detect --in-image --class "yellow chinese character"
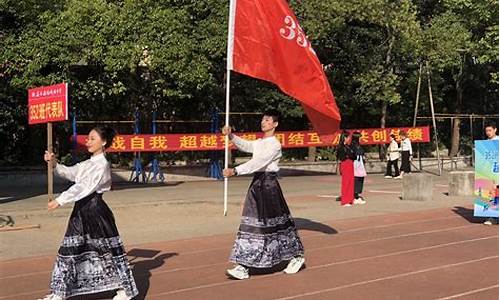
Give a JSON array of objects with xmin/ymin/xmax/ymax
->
[
  {"xmin": 307, "ymin": 133, "xmax": 322, "ymax": 145},
  {"xmin": 219, "ymin": 135, "xmax": 233, "ymax": 147},
  {"xmin": 407, "ymin": 128, "xmax": 423, "ymax": 141},
  {"xmin": 49, "ymin": 101, "xmax": 59, "ymax": 118},
  {"xmin": 130, "ymin": 135, "xmax": 145, "ymax": 150},
  {"xmin": 111, "ymin": 136, "xmax": 126, "ymax": 150},
  {"xmin": 288, "ymin": 132, "xmax": 305, "ymax": 145},
  {"xmin": 149, "ymin": 135, "xmax": 168, "ymax": 150},
  {"xmin": 180, "ymin": 135, "xmax": 198, "ymax": 149},
  {"xmin": 39, "ymin": 103, "xmax": 46, "ymax": 119},
  {"xmin": 359, "ymin": 130, "xmax": 370, "ymax": 143},
  {"xmin": 275, "ymin": 133, "xmax": 285, "ymax": 145},
  {"xmin": 371, "ymin": 130, "xmax": 387, "ymax": 143},
  {"xmin": 389, "ymin": 129, "xmax": 401, "ymax": 141},
  {"xmin": 200, "ymin": 135, "xmax": 218, "ymax": 148},
  {"xmin": 332, "ymin": 133, "xmax": 341, "ymax": 145},
  {"xmin": 29, "ymin": 105, "xmax": 38, "ymax": 120},
  {"xmin": 57, "ymin": 101, "xmax": 64, "ymax": 117}
]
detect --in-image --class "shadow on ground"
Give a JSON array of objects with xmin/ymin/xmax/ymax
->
[
  {"xmin": 128, "ymin": 249, "xmax": 178, "ymax": 300},
  {"xmin": 452, "ymin": 206, "xmax": 484, "ymax": 224},
  {"xmin": 294, "ymin": 218, "xmax": 337, "ymax": 234}
]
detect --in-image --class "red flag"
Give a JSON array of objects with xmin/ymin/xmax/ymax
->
[{"xmin": 228, "ymin": 0, "xmax": 341, "ymax": 141}]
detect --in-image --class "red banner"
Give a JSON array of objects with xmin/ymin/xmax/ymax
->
[
  {"xmin": 28, "ymin": 83, "xmax": 68, "ymax": 125},
  {"xmin": 229, "ymin": 0, "xmax": 341, "ymax": 141},
  {"xmin": 75, "ymin": 127, "xmax": 430, "ymax": 153}
]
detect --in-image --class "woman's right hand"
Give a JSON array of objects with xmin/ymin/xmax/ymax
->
[{"xmin": 44, "ymin": 151, "xmax": 56, "ymax": 168}]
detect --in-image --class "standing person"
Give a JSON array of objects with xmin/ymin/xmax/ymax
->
[
  {"xmin": 337, "ymin": 130, "xmax": 356, "ymax": 206},
  {"xmin": 351, "ymin": 132, "xmax": 367, "ymax": 204},
  {"xmin": 483, "ymin": 121, "xmax": 498, "ymax": 226},
  {"xmin": 40, "ymin": 127, "xmax": 138, "ymax": 300},
  {"xmin": 385, "ymin": 134, "xmax": 401, "ymax": 179},
  {"xmin": 399, "ymin": 131, "xmax": 413, "ymax": 177},
  {"xmin": 222, "ymin": 109, "xmax": 305, "ymax": 280}
]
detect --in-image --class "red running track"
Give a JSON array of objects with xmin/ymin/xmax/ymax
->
[{"xmin": 0, "ymin": 207, "xmax": 498, "ymax": 300}]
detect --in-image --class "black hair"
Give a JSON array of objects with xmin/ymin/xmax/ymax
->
[
  {"xmin": 390, "ymin": 134, "xmax": 396, "ymax": 139},
  {"xmin": 485, "ymin": 121, "xmax": 497, "ymax": 129},
  {"xmin": 92, "ymin": 126, "xmax": 117, "ymax": 149},
  {"xmin": 351, "ymin": 131, "xmax": 361, "ymax": 145},
  {"xmin": 262, "ymin": 109, "xmax": 280, "ymax": 123},
  {"xmin": 400, "ymin": 130, "xmax": 407, "ymax": 137},
  {"xmin": 337, "ymin": 130, "xmax": 350, "ymax": 148}
]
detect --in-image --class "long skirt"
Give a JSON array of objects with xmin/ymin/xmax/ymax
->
[
  {"xmin": 400, "ymin": 151, "xmax": 411, "ymax": 173},
  {"xmin": 229, "ymin": 172, "xmax": 304, "ymax": 268},
  {"xmin": 49, "ymin": 193, "xmax": 138, "ymax": 299},
  {"xmin": 354, "ymin": 176, "xmax": 365, "ymax": 199},
  {"xmin": 340, "ymin": 159, "xmax": 354, "ymax": 205}
]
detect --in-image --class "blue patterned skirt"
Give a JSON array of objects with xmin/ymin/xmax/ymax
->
[
  {"xmin": 50, "ymin": 193, "xmax": 138, "ymax": 299},
  {"xmin": 229, "ymin": 172, "xmax": 304, "ymax": 268}
]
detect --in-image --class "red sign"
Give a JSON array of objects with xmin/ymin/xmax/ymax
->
[
  {"xmin": 75, "ymin": 127, "xmax": 430, "ymax": 153},
  {"xmin": 28, "ymin": 83, "xmax": 68, "ymax": 124}
]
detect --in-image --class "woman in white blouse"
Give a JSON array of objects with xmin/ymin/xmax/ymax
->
[
  {"xmin": 399, "ymin": 131, "xmax": 413, "ymax": 176},
  {"xmin": 40, "ymin": 127, "xmax": 138, "ymax": 300},
  {"xmin": 222, "ymin": 110, "xmax": 305, "ymax": 280}
]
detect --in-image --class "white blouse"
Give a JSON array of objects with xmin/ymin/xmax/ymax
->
[
  {"xmin": 400, "ymin": 138, "xmax": 413, "ymax": 155},
  {"xmin": 387, "ymin": 140, "xmax": 400, "ymax": 161},
  {"xmin": 231, "ymin": 134, "xmax": 282, "ymax": 175},
  {"xmin": 54, "ymin": 153, "xmax": 112, "ymax": 206}
]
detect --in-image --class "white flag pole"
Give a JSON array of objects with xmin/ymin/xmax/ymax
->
[
  {"xmin": 224, "ymin": 0, "xmax": 236, "ymax": 216},
  {"xmin": 223, "ymin": 73, "xmax": 230, "ymax": 217}
]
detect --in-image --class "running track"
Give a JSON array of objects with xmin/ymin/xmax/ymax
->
[{"xmin": 0, "ymin": 207, "xmax": 498, "ymax": 299}]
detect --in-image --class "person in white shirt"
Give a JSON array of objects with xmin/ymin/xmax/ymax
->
[
  {"xmin": 222, "ymin": 110, "xmax": 305, "ymax": 280},
  {"xmin": 485, "ymin": 121, "xmax": 499, "ymax": 140},
  {"xmin": 40, "ymin": 127, "xmax": 137, "ymax": 300},
  {"xmin": 385, "ymin": 134, "xmax": 401, "ymax": 179},
  {"xmin": 399, "ymin": 131, "xmax": 413, "ymax": 176}
]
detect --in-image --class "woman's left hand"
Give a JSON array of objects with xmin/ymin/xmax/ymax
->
[
  {"xmin": 223, "ymin": 168, "xmax": 236, "ymax": 177},
  {"xmin": 48, "ymin": 200, "xmax": 60, "ymax": 211}
]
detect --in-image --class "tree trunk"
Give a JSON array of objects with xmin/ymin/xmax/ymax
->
[
  {"xmin": 449, "ymin": 59, "xmax": 464, "ymax": 157},
  {"xmin": 379, "ymin": 34, "xmax": 395, "ymax": 160},
  {"xmin": 308, "ymin": 147, "xmax": 316, "ymax": 162}
]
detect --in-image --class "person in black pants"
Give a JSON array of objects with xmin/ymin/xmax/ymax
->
[
  {"xmin": 385, "ymin": 134, "xmax": 401, "ymax": 179},
  {"xmin": 351, "ymin": 132, "xmax": 367, "ymax": 204},
  {"xmin": 399, "ymin": 131, "xmax": 412, "ymax": 176}
]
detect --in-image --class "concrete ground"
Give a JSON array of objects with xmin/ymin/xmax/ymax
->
[{"xmin": 0, "ymin": 169, "xmax": 498, "ymax": 300}]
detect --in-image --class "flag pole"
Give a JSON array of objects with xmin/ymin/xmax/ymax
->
[
  {"xmin": 224, "ymin": 0, "xmax": 236, "ymax": 216},
  {"xmin": 223, "ymin": 70, "xmax": 230, "ymax": 217}
]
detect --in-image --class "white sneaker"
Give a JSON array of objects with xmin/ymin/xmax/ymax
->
[
  {"xmin": 394, "ymin": 175, "xmax": 402, "ymax": 179},
  {"xmin": 284, "ymin": 256, "xmax": 305, "ymax": 274},
  {"xmin": 38, "ymin": 295, "xmax": 63, "ymax": 300},
  {"xmin": 226, "ymin": 265, "xmax": 249, "ymax": 280},
  {"xmin": 113, "ymin": 289, "xmax": 130, "ymax": 300},
  {"xmin": 353, "ymin": 198, "xmax": 366, "ymax": 205},
  {"xmin": 484, "ymin": 220, "xmax": 493, "ymax": 226},
  {"xmin": 384, "ymin": 176, "xmax": 392, "ymax": 179},
  {"xmin": 342, "ymin": 204, "xmax": 352, "ymax": 207}
]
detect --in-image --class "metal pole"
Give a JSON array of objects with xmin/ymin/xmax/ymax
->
[
  {"xmin": 224, "ymin": 0, "xmax": 236, "ymax": 216},
  {"xmin": 414, "ymin": 63, "xmax": 423, "ymax": 170},
  {"xmin": 426, "ymin": 62, "xmax": 442, "ymax": 175},
  {"xmin": 413, "ymin": 63, "xmax": 422, "ymax": 127}
]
